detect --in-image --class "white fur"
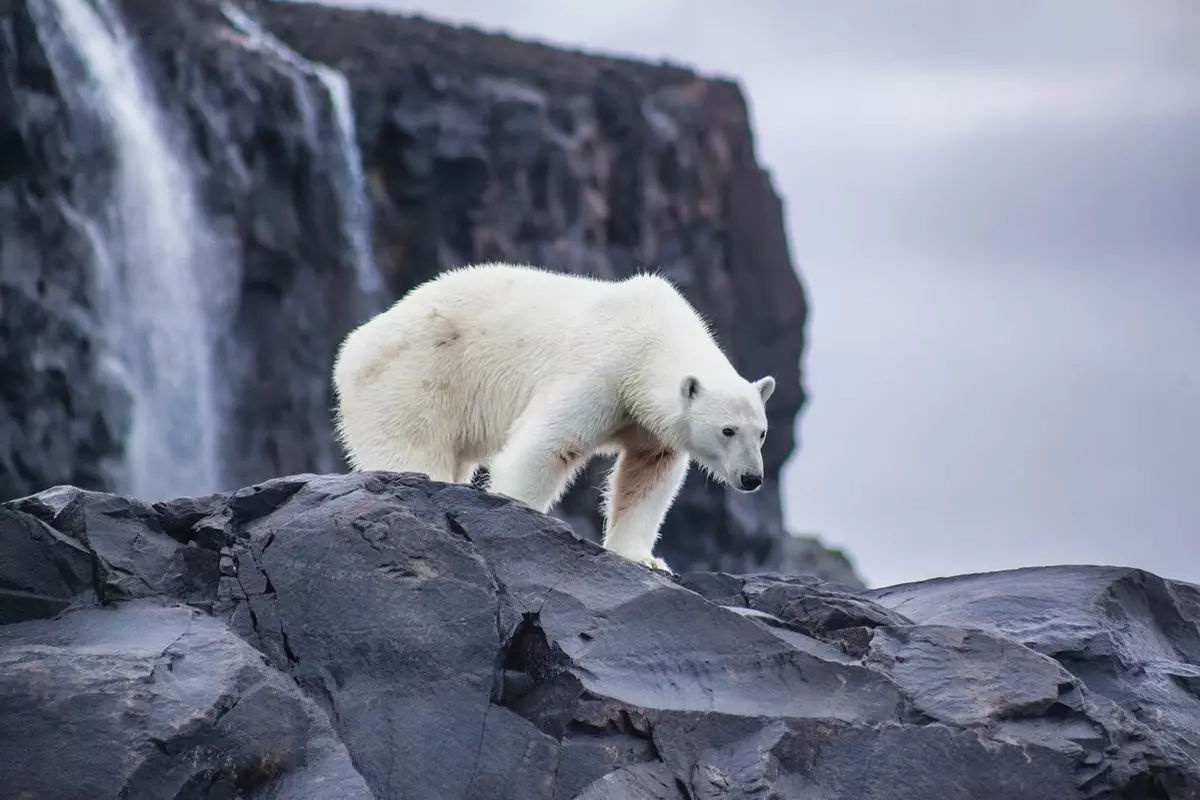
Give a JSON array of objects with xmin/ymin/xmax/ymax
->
[{"xmin": 331, "ymin": 262, "xmax": 776, "ymax": 572}]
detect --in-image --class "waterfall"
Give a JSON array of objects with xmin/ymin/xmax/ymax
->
[
  {"xmin": 316, "ymin": 67, "xmax": 383, "ymax": 298},
  {"xmin": 29, "ymin": 0, "xmax": 226, "ymax": 501},
  {"xmin": 220, "ymin": 2, "xmax": 384, "ymax": 299}
]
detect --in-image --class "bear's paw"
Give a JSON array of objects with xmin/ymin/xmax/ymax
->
[{"xmin": 634, "ymin": 553, "xmax": 674, "ymax": 574}]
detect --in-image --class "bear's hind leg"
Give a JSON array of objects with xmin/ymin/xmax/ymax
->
[
  {"xmin": 486, "ymin": 435, "xmax": 589, "ymax": 512},
  {"xmin": 485, "ymin": 389, "xmax": 602, "ymax": 512},
  {"xmin": 601, "ymin": 448, "xmax": 690, "ymax": 573}
]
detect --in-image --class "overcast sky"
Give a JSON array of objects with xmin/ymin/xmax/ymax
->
[{"xmin": 314, "ymin": 0, "xmax": 1200, "ymax": 588}]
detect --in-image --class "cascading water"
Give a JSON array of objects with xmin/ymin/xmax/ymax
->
[
  {"xmin": 29, "ymin": 0, "xmax": 226, "ymax": 501},
  {"xmin": 220, "ymin": 2, "xmax": 384, "ymax": 300},
  {"xmin": 317, "ymin": 67, "xmax": 383, "ymax": 298}
]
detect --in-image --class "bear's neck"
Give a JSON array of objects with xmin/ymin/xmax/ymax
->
[{"xmin": 622, "ymin": 337, "xmax": 738, "ymax": 449}]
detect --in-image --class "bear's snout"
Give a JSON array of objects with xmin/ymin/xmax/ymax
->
[{"xmin": 738, "ymin": 473, "xmax": 763, "ymax": 492}]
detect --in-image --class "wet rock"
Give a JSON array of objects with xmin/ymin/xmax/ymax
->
[
  {"xmin": 869, "ymin": 566, "xmax": 1200, "ymax": 774},
  {"xmin": 0, "ymin": 602, "xmax": 373, "ymax": 799},
  {"xmin": 2, "ymin": 471, "xmax": 1197, "ymax": 798}
]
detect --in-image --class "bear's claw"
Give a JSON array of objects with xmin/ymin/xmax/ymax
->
[{"xmin": 634, "ymin": 553, "xmax": 674, "ymax": 574}]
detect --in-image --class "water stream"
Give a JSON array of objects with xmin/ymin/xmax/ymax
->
[
  {"xmin": 221, "ymin": 2, "xmax": 383, "ymax": 299},
  {"xmin": 30, "ymin": 0, "xmax": 225, "ymax": 500}
]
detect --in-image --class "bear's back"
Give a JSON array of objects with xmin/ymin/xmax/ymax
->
[{"xmin": 372, "ymin": 262, "xmax": 714, "ymax": 372}]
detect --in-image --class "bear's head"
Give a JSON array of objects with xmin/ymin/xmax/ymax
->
[{"xmin": 679, "ymin": 373, "xmax": 776, "ymax": 492}]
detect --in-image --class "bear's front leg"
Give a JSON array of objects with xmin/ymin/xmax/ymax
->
[{"xmin": 602, "ymin": 447, "xmax": 690, "ymax": 573}]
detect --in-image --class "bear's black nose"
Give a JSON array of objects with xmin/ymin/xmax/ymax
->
[{"xmin": 739, "ymin": 474, "xmax": 762, "ymax": 491}]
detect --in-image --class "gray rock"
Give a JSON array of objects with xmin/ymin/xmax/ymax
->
[
  {"xmin": 2, "ymin": 471, "xmax": 1197, "ymax": 798},
  {"xmin": 869, "ymin": 566, "xmax": 1200, "ymax": 774},
  {"xmin": 0, "ymin": 602, "xmax": 373, "ymax": 799}
]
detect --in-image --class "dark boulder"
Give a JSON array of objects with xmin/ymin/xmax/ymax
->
[
  {"xmin": 2, "ymin": 472, "xmax": 1197, "ymax": 798},
  {"xmin": 0, "ymin": 602, "xmax": 374, "ymax": 799},
  {"xmin": 868, "ymin": 566, "xmax": 1200, "ymax": 777}
]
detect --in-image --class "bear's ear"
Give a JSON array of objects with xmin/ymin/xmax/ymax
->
[
  {"xmin": 753, "ymin": 376, "xmax": 776, "ymax": 403},
  {"xmin": 681, "ymin": 375, "xmax": 701, "ymax": 402}
]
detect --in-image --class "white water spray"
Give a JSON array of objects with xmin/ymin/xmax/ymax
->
[
  {"xmin": 220, "ymin": 2, "xmax": 383, "ymax": 298},
  {"xmin": 30, "ymin": 0, "xmax": 225, "ymax": 501}
]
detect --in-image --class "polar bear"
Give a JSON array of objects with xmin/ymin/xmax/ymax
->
[{"xmin": 331, "ymin": 262, "xmax": 776, "ymax": 572}]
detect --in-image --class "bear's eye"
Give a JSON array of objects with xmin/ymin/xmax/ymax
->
[
  {"xmin": 722, "ymin": 427, "xmax": 736, "ymax": 438},
  {"xmin": 760, "ymin": 431, "xmax": 767, "ymax": 441}
]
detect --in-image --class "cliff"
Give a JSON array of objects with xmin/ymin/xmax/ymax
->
[
  {"xmin": 3, "ymin": 472, "xmax": 1198, "ymax": 798},
  {"xmin": 0, "ymin": 0, "xmax": 855, "ymax": 581}
]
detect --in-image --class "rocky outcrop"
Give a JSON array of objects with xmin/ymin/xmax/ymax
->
[
  {"xmin": 2, "ymin": 472, "xmax": 1198, "ymax": 798},
  {"xmin": 0, "ymin": 0, "xmax": 840, "ymax": 580}
]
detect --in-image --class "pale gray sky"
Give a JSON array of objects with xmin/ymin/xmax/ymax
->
[{"xmin": 312, "ymin": 0, "xmax": 1200, "ymax": 588}]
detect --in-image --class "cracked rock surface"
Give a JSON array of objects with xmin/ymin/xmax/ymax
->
[{"xmin": 3, "ymin": 471, "xmax": 1199, "ymax": 798}]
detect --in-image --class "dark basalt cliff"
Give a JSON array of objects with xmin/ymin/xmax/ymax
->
[
  {"xmin": 2, "ymin": 472, "xmax": 1198, "ymax": 798},
  {"xmin": 0, "ymin": 0, "xmax": 853, "ymax": 581}
]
